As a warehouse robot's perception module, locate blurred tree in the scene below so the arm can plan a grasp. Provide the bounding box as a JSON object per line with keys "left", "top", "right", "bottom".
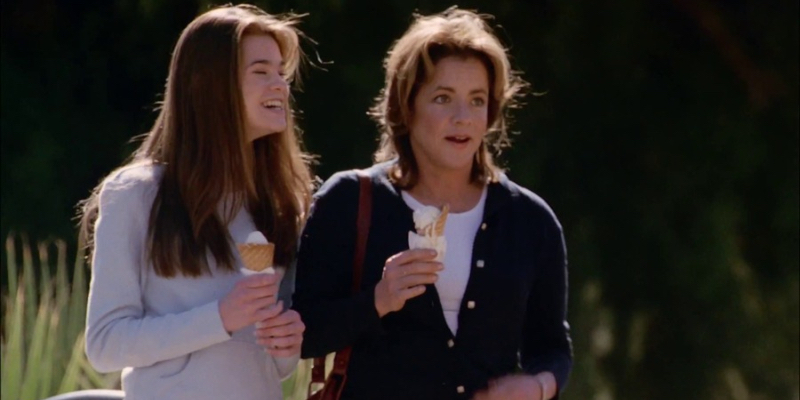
{"left": 1, "top": 0, "right": 797, "bottom": 399}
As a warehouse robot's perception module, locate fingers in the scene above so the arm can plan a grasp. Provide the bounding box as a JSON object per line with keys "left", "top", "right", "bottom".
{"left": 236, "top": 277, "right": 280, "bottom": 303}
{"left": 256, "top": 321, "right": 304, "bottom": 338}
{"left": 397, "top": 284, "right": 426, "bottom": 301}
{"left": 258, "top": 326, "right": 302, "bottom": 353}
{"left": 253, "top": 301, "right": 284, "bottom": 323}
{"left": 375, "top": 250, "right": 442, "bottom": 317}
{"left": 257, "top": 309, "right": 301, "bottom": 329}
{"left": 255, "top": 309, "right": 304, "bottom": 357}
{"left": 241, "top": 273, "right": 280, "bottom": 288}
{"left": 384, "top": 262, "right": 443, "bottom": 280}
{"left": 397, "top": 273, "right": 439, "bottom": 289}
{"left": 266, "top": 344, "right": 301, "bottom": 358}
{"left": 244, "top": 297, "right": 277, "bottom": 316}
{"left": 259, "top": 333, "right": 302, "bottom": 349}
{"left": 385, "top": 249, "right": 437, "bottom": 267}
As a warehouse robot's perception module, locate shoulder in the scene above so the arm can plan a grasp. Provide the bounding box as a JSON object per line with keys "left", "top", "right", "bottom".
{"left": 314, "top": 162, "right": 392, "bottom": 201}
{"left": 313, "top": 170, "right": 361, "bottom": 205}
{"left": 498, "top": 174, "right": 563, "bottom": 231}
{"left": 99, "top": 161, "right": 163, "bottom": 209}
{"left": 102, "top": 161, "right": 163, "bottom": 189}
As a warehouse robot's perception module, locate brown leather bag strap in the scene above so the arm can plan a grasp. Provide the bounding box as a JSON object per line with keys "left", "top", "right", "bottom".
{"left": 311, "top": 356, "right": 326, "bottom": 384}
{"left": 309, "top": 171, "right": 372, "bottom": 394}
{"left": 329, "top": 347, "right": 353, "bottom": 375}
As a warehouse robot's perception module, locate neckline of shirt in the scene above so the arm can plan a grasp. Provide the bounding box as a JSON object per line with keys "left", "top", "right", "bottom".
{"left": 400, "top": 185, "right": 488, "bottom": 218}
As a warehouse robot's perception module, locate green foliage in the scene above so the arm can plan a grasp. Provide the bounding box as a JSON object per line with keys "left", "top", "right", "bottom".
{"left": 0, "top": 235, "right": 327, "bottom": 399}
{"left": 282, "top": 356, "right": 334, "bottom": 400}
{"left": 1, "top": 236, "right": 118, "bottom": 399}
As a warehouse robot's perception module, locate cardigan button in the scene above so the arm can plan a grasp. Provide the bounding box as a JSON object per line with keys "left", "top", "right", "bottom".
{"left": 476, "top": 260, "right": 485, "bottom": 268}
{"left": 447, "top": 339, "right": 455, "bottom": 348}
{"left": 467, "top": 301, "right": 476, "bottom": 309}
{"left": 480, "top": 222, "right": 487, "bottom": 230}
{"left": 456, "top": 385, "right": 465, "bottom": 394}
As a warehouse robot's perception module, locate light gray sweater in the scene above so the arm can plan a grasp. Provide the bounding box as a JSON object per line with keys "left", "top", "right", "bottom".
{"left": 85, "top": 163, "right": 298, "bottom": 400}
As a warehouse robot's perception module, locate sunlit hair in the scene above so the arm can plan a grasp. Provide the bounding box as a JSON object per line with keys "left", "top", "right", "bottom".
{"left": 78, "top": 4, "right": 315, "bottom": 277}
{"left": 370, "top": 7, "right": 527, "bottom": 188}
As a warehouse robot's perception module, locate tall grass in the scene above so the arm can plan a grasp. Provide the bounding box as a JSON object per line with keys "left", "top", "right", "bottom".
{"left": 0, "top": 235, "right": 326, "bottom": 399}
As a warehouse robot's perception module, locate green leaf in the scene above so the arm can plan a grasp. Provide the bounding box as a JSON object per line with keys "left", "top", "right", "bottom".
{"left": 38, "top": 308, "right": 59, "bottom": 399}
{"left": 5, "top": 235, "right": 18, "bottom": 306}
{"left": 21, "top": 237, "right": 37, "bottom": 351}
{"left": 57, "top": 333, "right": 86, "bottom": 394}
{"left": 38, "top": 241, "right": 53, "bottom": 302}
{"left": 67, "top": 250, "right": 88, "bottom": 346}
{"left": 20, "top": 288, "right": 51, "bottom": 400}
{"left": 1, "top": 286, "right": 25, "bottom": 400}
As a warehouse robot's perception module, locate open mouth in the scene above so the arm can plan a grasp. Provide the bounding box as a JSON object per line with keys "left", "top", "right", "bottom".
{"left": 261, "top": 100, "right": 284, "bottom": 111}
{"left": 445, "top": 136, "right": 470, "bottom": 144}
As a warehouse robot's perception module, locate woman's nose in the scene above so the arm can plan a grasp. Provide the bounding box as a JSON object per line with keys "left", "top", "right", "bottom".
{"left": 452, "top": 102, "right": 472, "bottom": 126}
{"left": 269, "top": 76, "right": 289, "bottom": 95}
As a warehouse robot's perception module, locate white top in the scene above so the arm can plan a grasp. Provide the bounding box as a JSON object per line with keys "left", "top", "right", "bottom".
{"left": 401, "top": 187, "right": 487, "bottom": 335}
{"left": 85, "top": 162, "right": 298, "bottom": 400}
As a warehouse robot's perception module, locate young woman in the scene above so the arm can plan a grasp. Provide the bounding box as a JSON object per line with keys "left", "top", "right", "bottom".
{"left": 291, "top": 7, "right": 572, "bottom": 400}
{"left": 79, "top": 5, "right": 312, "bottom": 400}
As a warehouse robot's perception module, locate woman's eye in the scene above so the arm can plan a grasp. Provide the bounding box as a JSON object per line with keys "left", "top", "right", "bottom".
{"left": 472, "top": 97, "right": 486, "bottom": 106}
{"left": 433, "top": 94, "right": 449, "bottom": 104}
{"left": 254, "top": 70, "right": 267, "bottom": 75}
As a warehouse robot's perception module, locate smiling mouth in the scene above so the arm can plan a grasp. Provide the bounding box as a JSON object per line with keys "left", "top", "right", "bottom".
{"left": 261, "top": 100, "right": 284, "bottom": 111}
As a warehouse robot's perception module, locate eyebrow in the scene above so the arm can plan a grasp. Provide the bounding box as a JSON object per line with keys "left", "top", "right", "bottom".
{"left": 248, "top": 59, "right": 285, "bottom": 68}
{"left": 433, "top": 85, "right": 488, "bottom": 95}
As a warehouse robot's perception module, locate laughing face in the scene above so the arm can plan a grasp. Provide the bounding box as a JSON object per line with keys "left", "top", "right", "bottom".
{"left": 240, "top": 33, "right": 288, "bottom": 142}
{"left": 408, "top": 56, "right": 490, "bottom": 178}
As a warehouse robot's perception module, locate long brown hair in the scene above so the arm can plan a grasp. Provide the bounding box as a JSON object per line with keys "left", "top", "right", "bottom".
{"left": 370, "top": 7, "right": 527, "bottom": 188}
{"left": 78, "top": 4, "right": 314, "bottom": 277}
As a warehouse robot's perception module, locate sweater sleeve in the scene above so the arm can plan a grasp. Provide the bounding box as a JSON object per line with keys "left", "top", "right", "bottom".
{"left": 293, "top": 172, "right": 383, "bottom": 359}
{"left": 520, "top": 205, "right": 573, "bottom": 397}
{"left": 85, "top": 172, "right": 231, "bottom": 373}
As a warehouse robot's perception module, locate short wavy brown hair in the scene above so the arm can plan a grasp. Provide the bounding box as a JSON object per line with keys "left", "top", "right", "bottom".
{"left": 370, "top": 7, "right": 527, "bottom": 188}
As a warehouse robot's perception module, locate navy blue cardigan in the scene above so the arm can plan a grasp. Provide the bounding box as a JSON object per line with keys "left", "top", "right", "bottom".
{"left": 293, "top": 163, "right": 572, "bottom": 400}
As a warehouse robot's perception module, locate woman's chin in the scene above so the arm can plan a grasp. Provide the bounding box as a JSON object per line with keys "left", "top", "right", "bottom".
{"left": 248, "top": 128, "right": 283, "bottom": 142}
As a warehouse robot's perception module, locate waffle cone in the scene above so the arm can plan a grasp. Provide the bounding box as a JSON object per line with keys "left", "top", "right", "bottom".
{"left": 237, "top": 243, "right": 275, "bottom": 272}
{"left": 433, "top": 204, "right": 449, "bottom": 236}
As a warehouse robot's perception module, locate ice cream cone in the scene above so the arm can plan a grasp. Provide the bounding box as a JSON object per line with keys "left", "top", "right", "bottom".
{"left": 433, "top": 204, "right": 449, "bottom": 237}
{"left": 237, "top": 243, "right": 275, "bottom": 273}
{"left": 409, "top": 204, "right": 449, "bottom": 262}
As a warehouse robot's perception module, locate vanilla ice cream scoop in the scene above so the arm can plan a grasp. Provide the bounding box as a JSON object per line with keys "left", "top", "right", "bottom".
{"left": 245, "top": 231, "right": 269, "bottom": 245}
{"left": 413, "top": 206, "right": 441, "bottom": 235}
{"left": 408, "top": 204, "right": 449, "bottom": 261}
